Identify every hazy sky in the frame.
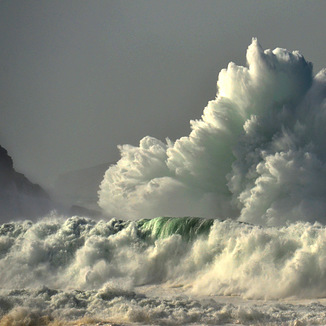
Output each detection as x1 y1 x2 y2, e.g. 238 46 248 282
0 0 325 187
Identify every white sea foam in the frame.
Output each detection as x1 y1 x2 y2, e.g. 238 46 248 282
99 39 326 226
1 215 326 324
0 216 325 295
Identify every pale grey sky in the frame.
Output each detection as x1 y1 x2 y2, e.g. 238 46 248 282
0 0 325 186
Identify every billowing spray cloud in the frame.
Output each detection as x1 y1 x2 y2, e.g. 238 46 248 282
99 39 326 226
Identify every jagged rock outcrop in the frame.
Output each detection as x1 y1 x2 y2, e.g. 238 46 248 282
0 145 52 221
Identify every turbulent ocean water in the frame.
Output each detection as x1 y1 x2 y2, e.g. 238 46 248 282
2 39 326 325
2 216 326 325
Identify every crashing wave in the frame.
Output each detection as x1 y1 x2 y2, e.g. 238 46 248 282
1 215 326 299
99 39 326 227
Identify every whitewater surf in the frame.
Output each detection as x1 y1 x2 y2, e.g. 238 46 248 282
1 39 326 325
1 215 326 325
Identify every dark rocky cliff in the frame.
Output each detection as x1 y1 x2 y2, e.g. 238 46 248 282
0 145 52 221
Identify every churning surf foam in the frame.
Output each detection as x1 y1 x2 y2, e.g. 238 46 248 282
99 39 326 226
2 215 326 299
2 215 326 324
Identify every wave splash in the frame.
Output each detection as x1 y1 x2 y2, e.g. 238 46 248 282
1 215 326 299
99 39 326 226
2 214 326 324
3 40 326 325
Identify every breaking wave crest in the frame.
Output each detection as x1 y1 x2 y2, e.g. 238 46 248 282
139 216 214 241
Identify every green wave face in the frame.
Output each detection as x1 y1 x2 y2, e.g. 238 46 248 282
138 216 214 241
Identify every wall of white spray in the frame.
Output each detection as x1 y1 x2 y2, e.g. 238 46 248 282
98 39 326 226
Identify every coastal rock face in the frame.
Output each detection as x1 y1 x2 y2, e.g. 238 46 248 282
0 145 52 221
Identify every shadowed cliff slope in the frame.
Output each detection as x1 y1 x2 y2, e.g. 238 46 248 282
0 145 52 221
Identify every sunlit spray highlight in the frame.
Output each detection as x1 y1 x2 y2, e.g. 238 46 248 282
98 39 326 226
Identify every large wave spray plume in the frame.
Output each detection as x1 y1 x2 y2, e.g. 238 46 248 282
98 39 326 226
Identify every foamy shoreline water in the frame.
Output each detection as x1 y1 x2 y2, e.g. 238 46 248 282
1 283 326 325
1 215 326 325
